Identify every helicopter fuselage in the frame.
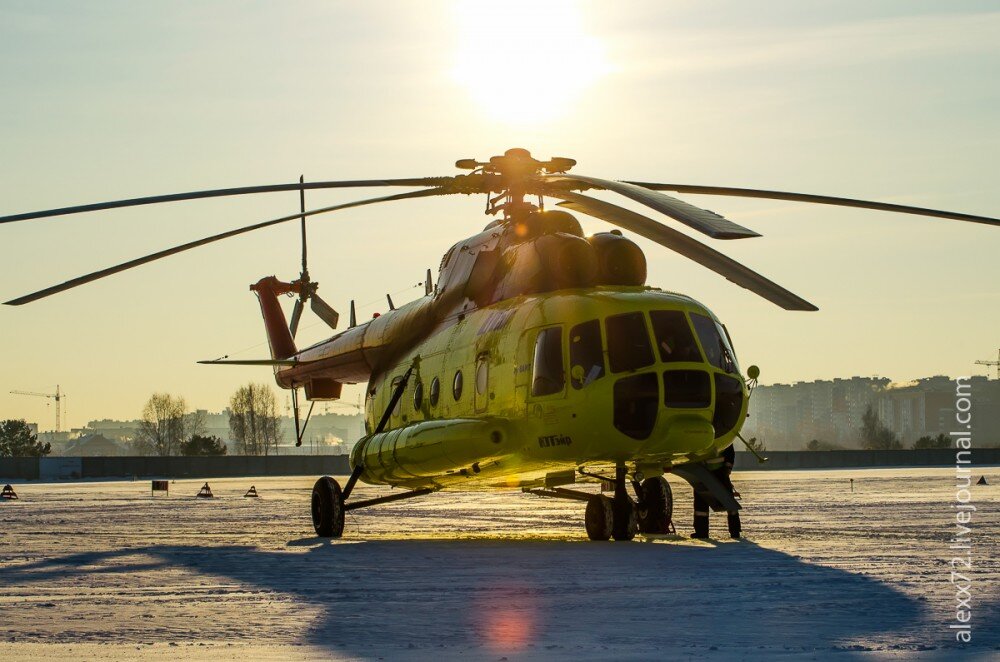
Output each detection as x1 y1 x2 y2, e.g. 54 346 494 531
351 287 748 489
273 285 749 490
259 209 750 491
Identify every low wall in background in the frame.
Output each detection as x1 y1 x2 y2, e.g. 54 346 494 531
733 448 999 470
0 449 995 481
1 455 351 481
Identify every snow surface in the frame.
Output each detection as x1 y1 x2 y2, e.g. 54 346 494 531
1 468 997 660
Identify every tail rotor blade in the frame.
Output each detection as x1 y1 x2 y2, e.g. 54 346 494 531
289 299 304 338
311 294 340 330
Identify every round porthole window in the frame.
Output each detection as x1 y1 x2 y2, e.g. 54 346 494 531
429 377 440 406
453 370 463 401
412 380 423 410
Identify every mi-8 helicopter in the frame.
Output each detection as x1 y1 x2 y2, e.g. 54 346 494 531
3 148 997 540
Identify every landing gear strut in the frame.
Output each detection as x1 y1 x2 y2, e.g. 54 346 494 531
532 465 640 541
310 362 435 539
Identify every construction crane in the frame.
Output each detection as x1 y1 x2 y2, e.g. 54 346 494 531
975 349 1000 379
10 385 65 432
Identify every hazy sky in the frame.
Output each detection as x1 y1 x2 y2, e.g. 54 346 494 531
1 1 998 430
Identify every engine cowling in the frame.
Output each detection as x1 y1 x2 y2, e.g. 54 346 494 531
587 231 647 286
493 232 598 300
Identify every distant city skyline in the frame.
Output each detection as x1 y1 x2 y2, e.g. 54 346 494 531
2 2 998 426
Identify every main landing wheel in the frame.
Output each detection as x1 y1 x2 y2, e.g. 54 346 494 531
312 476 345 538
585 494 638 541
638 476 673 534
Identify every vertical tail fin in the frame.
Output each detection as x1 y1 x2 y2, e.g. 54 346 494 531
250 276 298 361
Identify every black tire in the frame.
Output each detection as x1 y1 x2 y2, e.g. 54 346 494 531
611 494 638 541
585 495 614 541
311 476 345 538
638 476 673 534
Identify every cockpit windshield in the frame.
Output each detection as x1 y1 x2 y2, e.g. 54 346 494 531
690 313 739 374
606 312 654 373
650 310 702 363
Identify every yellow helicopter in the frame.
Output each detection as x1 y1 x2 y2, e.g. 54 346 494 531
4 148 998 541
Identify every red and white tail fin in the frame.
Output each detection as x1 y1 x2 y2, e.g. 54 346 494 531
250 276 298 361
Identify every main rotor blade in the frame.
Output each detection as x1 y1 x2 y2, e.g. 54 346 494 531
5 187 448 305
0 177 454 225
556 191 818 311
624 182 1000 227
542 174 761 240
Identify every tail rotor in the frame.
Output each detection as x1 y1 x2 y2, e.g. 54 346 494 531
289 175 338 338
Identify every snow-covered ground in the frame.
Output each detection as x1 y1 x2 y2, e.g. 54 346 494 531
1 468 997 660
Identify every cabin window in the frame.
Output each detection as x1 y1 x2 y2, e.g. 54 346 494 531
663 370 711 408
691 313 738 373
412 380 424 410
453 370 464 401
476 354 489 395
390 377 402 416
429 377 440 406
650 310 702 363
531 326 564 397
713 373 744 437
606 312 654 373
569 319 605 389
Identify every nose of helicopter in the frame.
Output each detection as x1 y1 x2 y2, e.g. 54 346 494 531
565 371 722 464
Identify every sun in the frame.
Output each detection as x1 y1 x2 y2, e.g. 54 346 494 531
452 0 609 125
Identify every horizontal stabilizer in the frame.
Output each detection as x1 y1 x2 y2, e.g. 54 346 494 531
198 358 303 366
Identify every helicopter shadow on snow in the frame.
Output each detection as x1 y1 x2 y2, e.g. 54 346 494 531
1 536 973 657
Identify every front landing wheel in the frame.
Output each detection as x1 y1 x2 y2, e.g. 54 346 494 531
585 495 614 541
312 476 345 538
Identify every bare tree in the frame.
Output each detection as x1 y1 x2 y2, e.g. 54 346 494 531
133 393 188 456
861 404 902 450
229 383 282 456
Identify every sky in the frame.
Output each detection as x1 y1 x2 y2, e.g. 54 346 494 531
1 1 998 430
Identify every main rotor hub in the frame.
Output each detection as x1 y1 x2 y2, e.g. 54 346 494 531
455 148 577 218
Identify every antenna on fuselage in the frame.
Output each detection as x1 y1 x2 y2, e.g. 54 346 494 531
349 300 357 327
425 268 433 296
386 294 395 310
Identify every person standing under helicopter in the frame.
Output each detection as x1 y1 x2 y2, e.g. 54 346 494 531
692 443 741 539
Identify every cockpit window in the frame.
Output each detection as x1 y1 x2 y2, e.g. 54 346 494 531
606 312 654 373
531 326 565 397
650 310 702 363
691 313 738 374
569 319 605 389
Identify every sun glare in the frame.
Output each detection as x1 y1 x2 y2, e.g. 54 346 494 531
452 0 609 125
